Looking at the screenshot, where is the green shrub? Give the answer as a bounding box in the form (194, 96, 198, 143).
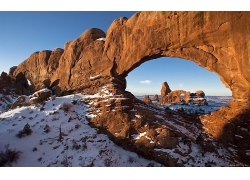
(16, 123, 32, 138)
(43, 124, 50, 133)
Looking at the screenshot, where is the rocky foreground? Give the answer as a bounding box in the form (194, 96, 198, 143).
(0, 86, 249, 167)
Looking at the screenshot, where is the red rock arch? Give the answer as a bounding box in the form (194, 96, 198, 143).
(103, 11, 250, 139)
(105, 11, 250, 103)
(13, 12, 250, 103)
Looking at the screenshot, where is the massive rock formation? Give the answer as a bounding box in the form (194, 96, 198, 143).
(11, 12, 250, 102)
(161, 82, 171, 97)
(160, 90, 189, 104)
(159, 89, 208, 105)
(5, 12, 250, 163)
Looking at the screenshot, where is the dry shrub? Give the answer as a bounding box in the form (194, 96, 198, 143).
(16, 123, 32, 138)
(0, 144, 21, 167)
(62, 102, 72, 112)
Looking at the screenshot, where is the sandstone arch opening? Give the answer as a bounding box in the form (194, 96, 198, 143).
(126, 56, 232, 115)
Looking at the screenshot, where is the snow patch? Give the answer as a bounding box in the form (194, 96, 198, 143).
(96, 37, 106, 41)
(90, 74, 100, 80)
(132, 132, 146, 140)
(135, 115, 142, 118)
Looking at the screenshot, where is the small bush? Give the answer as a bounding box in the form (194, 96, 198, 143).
(147, 162, 155, 167)
(128, 156, 134, 163)
(0, 144, 21, 167)
(37, 157, 42, 162)
(61, 155, 69, 167)
(71, 140, 81, 150)
(16, 130, 24, 138)
(16, 123, 32, 138)
(75, 124, 80, 129)
(62, 102, 72, 112)
(43, 124, 50, 133)
(104, 158, 112, 167)
(71, 100, 77, 105)
(23, 123, 32, 135)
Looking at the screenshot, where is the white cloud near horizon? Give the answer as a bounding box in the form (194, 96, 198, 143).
(178, 83, 183, 87)
(140, 80, 152, 85)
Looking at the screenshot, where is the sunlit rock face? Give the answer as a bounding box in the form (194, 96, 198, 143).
(161, 82, 171, 98)
(12, 12, 250, 103)
(9, 12, 250, 160)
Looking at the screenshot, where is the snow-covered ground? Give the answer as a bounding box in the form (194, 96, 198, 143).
(0, 89, 237, 167)
(0, 93, 17, 114)
(0, 92, 162, 167)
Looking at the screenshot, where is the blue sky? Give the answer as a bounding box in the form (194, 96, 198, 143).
(0, 11, 232, 96)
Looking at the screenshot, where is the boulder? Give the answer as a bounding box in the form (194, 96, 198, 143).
(143, 95, 151, 104)
(32, 88, 51, 101)
(193, 98, 208, 105)
(152, 94, 159, 101)
(196, 90, 205, 98)
(11, 95, 30, 109)
(51, 86, 62, 96)
(42, 78, 51, 88)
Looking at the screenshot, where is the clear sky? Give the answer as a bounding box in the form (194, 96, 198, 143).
(0, 11, 232, 96)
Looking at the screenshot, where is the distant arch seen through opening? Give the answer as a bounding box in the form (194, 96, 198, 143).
(126, 57, 232, 97)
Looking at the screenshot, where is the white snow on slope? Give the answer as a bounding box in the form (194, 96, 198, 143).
(0, 93, 17, 114)
(0, 93, 161, 167)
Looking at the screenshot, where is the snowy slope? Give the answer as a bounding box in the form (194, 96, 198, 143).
(0, 93, 161, 167)
(0, 93, 17, 114)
